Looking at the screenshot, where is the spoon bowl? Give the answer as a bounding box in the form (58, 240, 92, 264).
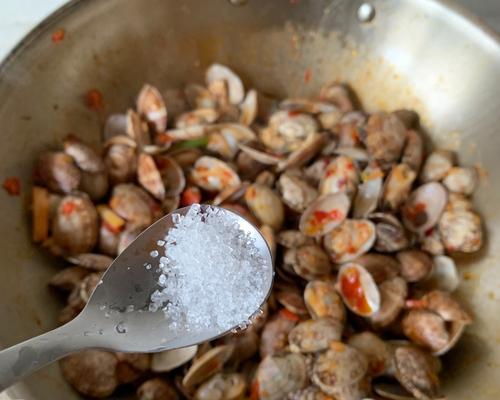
(0, 204, 274, 390)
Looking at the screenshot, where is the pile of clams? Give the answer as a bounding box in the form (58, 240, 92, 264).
(32, 63, 482, 399)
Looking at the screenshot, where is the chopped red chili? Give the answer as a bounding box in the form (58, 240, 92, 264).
(85, 89, 103, 111)
(51, 29, 65, 43)
(340, 268, 371, 314)
(2, 177, 20, 196)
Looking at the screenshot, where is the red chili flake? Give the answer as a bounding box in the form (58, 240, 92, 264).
(404, 202, 426, 222)
(250, 380, 260, 400)
(85, 89, 103, 111)
(280, 308, 300, 322)
(62, 201, 76, 216)
(340, 268, 371, 314)
(304, 68, 312, 83)
(51, 29, 65, 43)
(346, 161, 355, 170)
(2, 177, 21, 196)
(405, 299, 428, 309)
(246, 186, 257, 200)
(180, 187, 201, 207)
(155, 133, 173, 146)
(288, 110, 302, 117)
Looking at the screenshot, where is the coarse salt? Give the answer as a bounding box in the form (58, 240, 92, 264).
(149, 204, 269, 333)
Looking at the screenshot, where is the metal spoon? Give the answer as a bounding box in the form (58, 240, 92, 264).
(0, 205, 274, 391)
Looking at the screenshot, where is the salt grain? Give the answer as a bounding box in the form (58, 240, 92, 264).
(149, 204, 269, 333)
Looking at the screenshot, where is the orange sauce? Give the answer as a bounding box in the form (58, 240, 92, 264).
(340, 267, 371, 315)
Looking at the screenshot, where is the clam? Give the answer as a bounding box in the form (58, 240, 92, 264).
(319, 83, 354, 113)
(118, 226, 142, 254)
(151, 345, 198, 372)
(115, 353, 151, 384)
(402, 182, 447, 234)
(259, 311, 298, 358)
(401, 129, 424, 172)
(255, 353, 308, 400)
(166, 125, 207, 141)
(421, 256, 459, 292)
(261, 111, 318, 154)
(104, 141, 137, 184)
(353, 165, 384, 218)
(104, 113, 127, 139)
(110, 184, 153, 228)
(420, 150, 455, 183)
(176, 108, 219, 129)
(98, 224, 119, 257)
(137, 378, 179, 400)
(245, 184, 284, 230)
(79, 170, 109, 201)
(49, 266, 89, 292)
(446, 192, 474, 212)
(348, 332, 394, 376)
(126, 109, 151, 148)
(396, 250, 433, 283)
(381, 164, 417, 211)
(394, 346, 441, 399)
(280, 98, 338, 114)
(221, 330, 260, 363)
(364, 112, 407, 164)
(369, 277, 408, 328)
(66, 253, 113, 271)
(238, 141, 283, 165)
(337, 112, 366, 147)
(191, 156, 241, 192)
(52, 194, 99, 255)
(170, 148, 203, 170)
(277, 132, 326, 172)
(303, 158, 329, 186)
(156, 156, 186, 197)
(420, 228, 445, 256)
(299, 193, 350, 237)
(354, 253, 400, 283)
(304, 280, 345, 323)
(137, 153, 165, 200)
(333, 146, 369, 162)
(136, 84, 167, 133)
(402, 310, 450, 353)
(438, 208, 482, 253)
(370, 213, 409, 253)
(207, 123, 256, 159)
(35, 152, 81, 194)
(318, 109, 343, 130)
(373, 382, 416, 400)
(235, 151, 265, 180)
(195, 373, 246, 400)
(277, 230, 313, 249)
(319, 155, 359, 198)
(289, 385, 336, 400)
(324, 219, 376, 263)
(206, 64, 245, 105)
(277, 173, 318, 212)
(337, 263, 380, 317)
(185, 83, 217, 109)
(422, 290, 472, 324)
(292, 244, 332, 280)
(288, 318, 343, 353)
(213, 181, 249, 206)
(60, 350, 118, 398)
(275, 291, 309, 316)
(394, 109, 420, 129)
(63, 135, 106, 174)
(255, 170, 277, 187)
(182, 345, 234, 392)
(239, 89, 258, 126)
(442, 166, 477, 195)
(311, 342, 368, 398)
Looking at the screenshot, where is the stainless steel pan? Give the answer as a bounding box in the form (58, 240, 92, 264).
(0, 0, 499, 398)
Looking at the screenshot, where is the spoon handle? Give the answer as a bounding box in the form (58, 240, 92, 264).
(0, 318, 89, 391)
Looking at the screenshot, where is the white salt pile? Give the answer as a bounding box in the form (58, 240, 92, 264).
(149, 204, 270, 333)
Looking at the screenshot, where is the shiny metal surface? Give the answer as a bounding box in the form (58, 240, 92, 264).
(0, 0, 499, 398)
(0, 205, 273, 391)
